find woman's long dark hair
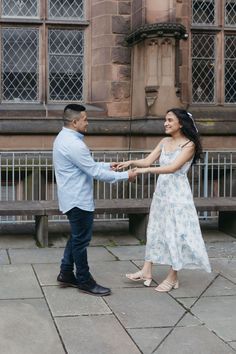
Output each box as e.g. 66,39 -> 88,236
166,108 -> 202,164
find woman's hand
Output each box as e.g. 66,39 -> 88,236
116,160 -> 132,170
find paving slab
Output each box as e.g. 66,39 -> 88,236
8,248 -> 64,264
0,250 -> 9,264
91,233 -> 140,246
191,295 -> 236,341
203,229 -> 236,243
206,241 -> 236,258
105,287 -> 185,328
155,325 -> 234,354
0,299 -> 64,354
33,263 -> 59,285
0,234 -> 37,248
203,275 -> 236,296
127,328 -> 171,354
106,245 -> 146,261
211,258 -> 236,283
56,315 -> 141,354
0,264 -> 43,299
43,286 -> 111,316
8,246 -> 115,264
87,246 -> 117,261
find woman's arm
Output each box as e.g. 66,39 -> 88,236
117,139 -> 166,170
135,143 -> 195,175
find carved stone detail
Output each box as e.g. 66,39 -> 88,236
145,86 -> 159,111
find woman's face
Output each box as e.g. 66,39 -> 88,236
164,111 -> 182,135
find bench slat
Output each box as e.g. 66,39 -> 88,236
0,197 -> 236,247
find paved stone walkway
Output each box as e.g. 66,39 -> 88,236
0,225 -> 236,354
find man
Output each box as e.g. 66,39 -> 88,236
53,104 -> 136,296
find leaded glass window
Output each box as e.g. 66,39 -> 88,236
48,29 -> 84,101
225,35 -> 236,103
225,0 -> 236,26
2,0 -> 39,18
1,28 -> 39,102
48,0 -> 84,19
192,34 -> 215,103
192,0 -> 216,25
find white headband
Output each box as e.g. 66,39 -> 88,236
187,112 -> 198,132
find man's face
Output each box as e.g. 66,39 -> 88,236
73,111 -> 88,133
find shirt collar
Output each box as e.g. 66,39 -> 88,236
62,127 -> 84,139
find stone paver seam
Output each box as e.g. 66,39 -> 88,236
102,295 -> 143,354
104,245 -> 120,261
175,272 -> 236,353
150,272 -> 222,352
53,313 -> 113,319
31,263 -> 68,354
169,272 -> 221,310
186,309 -> 236,353
219,273 -> 236,286
6,249 -> 11,264
150,310 -> 189,353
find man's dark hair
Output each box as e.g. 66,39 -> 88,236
64,104 -> 86,113
63,104 -> 86,125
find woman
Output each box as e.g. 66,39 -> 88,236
118,108 -> 211,292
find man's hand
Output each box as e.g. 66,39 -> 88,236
110,162 -> 119,171
128,169 -> 137,182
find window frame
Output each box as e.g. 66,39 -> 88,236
190,0 -> 236,105
0,0 -> 89,105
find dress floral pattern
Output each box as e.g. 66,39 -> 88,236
145,145 -> 211,272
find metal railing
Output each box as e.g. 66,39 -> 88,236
0,150 -> 236,222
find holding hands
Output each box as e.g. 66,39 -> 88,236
110,161 -> 132,171
110,161 -> 137,181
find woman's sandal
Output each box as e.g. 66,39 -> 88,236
155,279 -> 179,292
125,271 -> 152,287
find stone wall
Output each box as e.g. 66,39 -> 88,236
90,0 -> 132,117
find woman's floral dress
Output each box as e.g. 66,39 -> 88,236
145,145 -> 211,272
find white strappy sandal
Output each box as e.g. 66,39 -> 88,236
155,279 -> 179,292
125,271 -> 152,287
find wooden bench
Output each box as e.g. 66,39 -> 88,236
0,197 -> 236,247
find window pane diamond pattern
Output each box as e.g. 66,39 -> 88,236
192,34 -> 215,103
225,35 -> 236,103
48,30 -> 84,101
1,28 -> 39,102
2,0 -> 38,17
225,0 -> 236,26
192,0 -> 215,25
48,0 -> 84,19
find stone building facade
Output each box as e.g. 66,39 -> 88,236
0,0 -> 236,151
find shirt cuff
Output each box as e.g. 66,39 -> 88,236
117,171 -> 129,180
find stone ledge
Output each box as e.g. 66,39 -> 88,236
0,117 -> 236,136
126,22 -> 188,45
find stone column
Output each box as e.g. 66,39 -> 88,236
90,0 -> 131,117
129,0 -> 187,117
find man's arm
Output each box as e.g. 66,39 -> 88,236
69,142 -> 129,183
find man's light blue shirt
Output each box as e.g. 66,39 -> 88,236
53,127 -> 128,213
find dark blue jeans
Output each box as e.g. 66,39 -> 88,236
60,207 -> 94,284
